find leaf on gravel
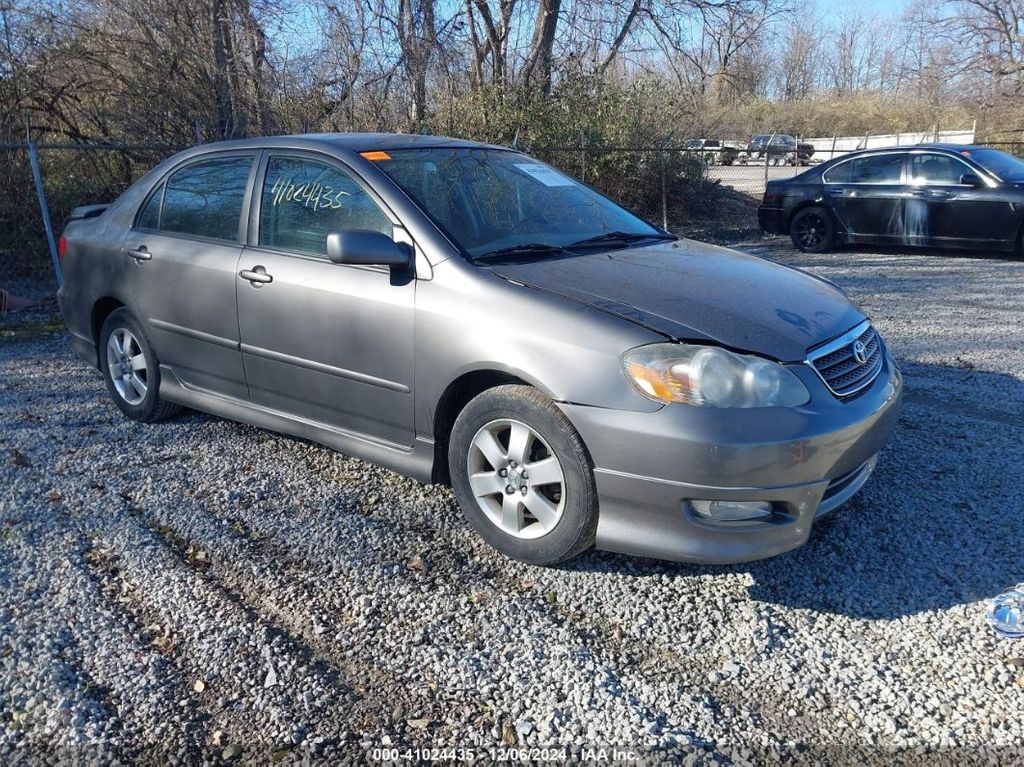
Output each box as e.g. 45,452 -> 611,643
501,722 -> 517,746
48,490 -> 63,503
9,449 -> 30,467
211,729 -> 225,747
406,555 -> 426,572
407,718 -> 431,730
271,748 -> 291,763
1006,658 -> 1024,669
193,678 -> 206,693
518,579 -> 535,592
546,591 -> 557,604
391,705 -> 404,720
187,546 -> 211,568
222,743 -> 242,760
149,627 -> 175,655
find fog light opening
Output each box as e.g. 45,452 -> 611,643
690,500 -> 774,522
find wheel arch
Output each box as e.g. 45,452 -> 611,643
788,200 -> 842,235
89,296 -> 128,366
430,369 -> 537,485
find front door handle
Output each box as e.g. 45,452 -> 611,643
909,188 -> 953,200
239,265 -> 273,285
127,246 -> 152,261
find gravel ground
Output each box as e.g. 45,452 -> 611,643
2,241 -> 1023,764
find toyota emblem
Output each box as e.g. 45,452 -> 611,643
852,340 -> 868,365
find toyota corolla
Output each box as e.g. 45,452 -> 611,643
57,134 -> 902,565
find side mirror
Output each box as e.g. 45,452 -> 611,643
326,230 -> 412,268
959,173 -> 984,188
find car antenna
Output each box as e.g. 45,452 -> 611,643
512,126 -> 520,149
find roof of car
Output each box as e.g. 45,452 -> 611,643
193,132 -> 505,153
851,143 -> 980,154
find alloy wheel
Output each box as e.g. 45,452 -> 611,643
466,418 -> 566,540
793,212 -> 826,250
106,328 -> 148,405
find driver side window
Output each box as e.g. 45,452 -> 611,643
259,156 -> 392,256
910,154 -> 971,186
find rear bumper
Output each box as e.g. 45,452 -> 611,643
558,354 -> 903,564
56,285 -> 99,368
758,206 -> 788,235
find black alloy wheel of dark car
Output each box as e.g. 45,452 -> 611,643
790,207 -> 835,253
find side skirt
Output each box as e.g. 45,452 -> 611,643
159,365 -> 435,484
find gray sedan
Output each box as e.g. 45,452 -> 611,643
57,134 -> 902,565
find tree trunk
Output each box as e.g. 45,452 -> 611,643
522,0 -> 561,97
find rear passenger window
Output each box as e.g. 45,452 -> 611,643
833,154 -> 903,184
259,156 -> 392,256
156,155 -> 254,241
855,155 -> 902,183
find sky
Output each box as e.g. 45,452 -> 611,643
269,0 -> 919,63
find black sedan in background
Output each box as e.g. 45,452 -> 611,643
759,144 -> 1024,253
747,134 -> 815,165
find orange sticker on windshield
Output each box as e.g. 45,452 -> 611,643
360,151 -> 391,161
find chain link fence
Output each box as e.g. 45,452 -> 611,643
0,143 -> 177,282
3,138 -> 1021,285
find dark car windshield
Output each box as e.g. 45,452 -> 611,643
962,148 -> 1024,182
371,148 -> 665,259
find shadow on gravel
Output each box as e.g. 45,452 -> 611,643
569,361 -> 1024,621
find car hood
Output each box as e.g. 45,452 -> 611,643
487,240 -> 866,362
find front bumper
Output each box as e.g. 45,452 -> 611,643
558,353 -> 903,564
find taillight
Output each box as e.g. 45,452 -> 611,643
58,235 -> 67,262
762,192 -> 785,207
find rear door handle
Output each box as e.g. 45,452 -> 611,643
239,266 -> 273,285
127,246 -> 152,261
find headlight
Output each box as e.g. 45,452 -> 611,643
621,343 -> 810,408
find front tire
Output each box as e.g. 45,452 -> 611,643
448,385 -> 598,566
99,308 -> 181,423
790,206 -> 835,253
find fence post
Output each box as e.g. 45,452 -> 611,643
27,143 -> 62,288
579,131 -> 586,183
765,131 -> 777,184
660,146 -> 668,231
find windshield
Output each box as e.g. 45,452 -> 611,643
962,148 -> 1024,182
371,148 -> 665,259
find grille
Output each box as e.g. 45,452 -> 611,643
809,324 -> 884,397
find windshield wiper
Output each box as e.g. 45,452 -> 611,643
566,230 -> 676,248
472,243 -> 569,263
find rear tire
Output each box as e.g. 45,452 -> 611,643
790,206 -> 835,253
99,308 -> 181,423
449,385 -> 598,566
